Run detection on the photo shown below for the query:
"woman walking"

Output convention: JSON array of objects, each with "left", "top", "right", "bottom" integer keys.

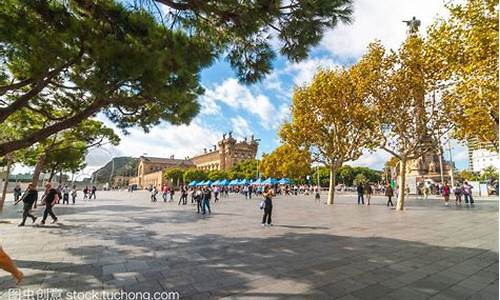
[
  {"left": 442, "top": 182, "right": 451, "bottom": 207},
  {"left": 385, "top": 184, "right": 394, "bottom": 207},
  {"left": 260, "top": 186, "right": 274, "bottom": 226}
]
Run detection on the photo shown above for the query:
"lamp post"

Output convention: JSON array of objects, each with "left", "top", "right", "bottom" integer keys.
[{"left": 447, "top": 140, "right": 455, "bottom": 188}]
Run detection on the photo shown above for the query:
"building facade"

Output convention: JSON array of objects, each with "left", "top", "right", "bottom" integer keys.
[
  {"left": 131, "top": 132, "right": 259, "bottom": 188},
  {"left": 467, "top": 138, "right": 499, "bottom": 173}
]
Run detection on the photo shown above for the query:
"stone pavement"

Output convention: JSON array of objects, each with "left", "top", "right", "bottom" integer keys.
[{"left": 0, "top": 191, "right": 498, "bottom": 299}]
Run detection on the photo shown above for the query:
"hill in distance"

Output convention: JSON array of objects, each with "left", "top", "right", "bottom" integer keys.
[{"left": 92, "top": 157, "right": 138, "bottom": 183}]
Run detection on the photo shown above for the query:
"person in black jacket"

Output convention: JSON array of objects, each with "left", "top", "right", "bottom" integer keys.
[
  {"left": 261, "top": 186, "right": 274, "bottom": 226},
  {"left": 356, "top": 184, "right": 364, "bottom": 205},
  {"left": 41, "top": 183, "right": 59, "bottom": 225},
  {"left": 15, "top": 183, "right": 38, "bottom": 226}
]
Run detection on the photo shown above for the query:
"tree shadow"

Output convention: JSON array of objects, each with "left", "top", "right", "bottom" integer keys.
[{"left": 2, "top": 225, "right": 498, "bottom": 299}]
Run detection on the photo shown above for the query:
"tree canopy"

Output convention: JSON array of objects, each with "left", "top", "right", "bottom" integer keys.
[
  {"left": 260, "top": 144, "right": 311, "bottom": 180},
  {"left": 281, "top": 45, "right": 382, "bottom": 204},
  {"left": 426, "top": 0, "right": 498, "bottom": 150},
  {"left": 0, "top": 0, "right": 354, "bottom": 156}
]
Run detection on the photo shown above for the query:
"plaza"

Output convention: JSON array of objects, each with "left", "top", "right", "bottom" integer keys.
[{"left": 0, "top": 191, "right": 498, "bottom": 299}]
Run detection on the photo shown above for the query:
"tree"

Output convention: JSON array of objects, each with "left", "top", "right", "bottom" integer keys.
[
  {"left": 353, "top": 174, "right": 368, "bottom": 186},
  {"left": 260, "top": 144, "right": 311, "bottom": 180},
  {"left": 19, "top": 119, "right": 119, "bottom": 187},
  {"left": 374, "top": 35, "right": 451, "bottom": 211},
  {"left": 280, "top": 45, "right": 383, "bottom": 205},
  {"left": 164, "top": 168, "right": 185, "bottom": 186},
  {"left": 183, "top": 169, "right": 207, "bottom": 183},
  {"left": 207, "top": 170, "right": 228, "bottom": 181},
  {"left": 480, "top": 166, "right": 499, "bottom": 182},
  {"left": 426, "top": 0, "right": 498, "bottom": 150},
  {"left": 457, "top": 170, "right": 479, "bottom": 182},
  {"left": 0, "top": 0, "right": 354, "bottom": 156},
  {"left": 228, "top": 159, "right": 259, "bottom": 179}
]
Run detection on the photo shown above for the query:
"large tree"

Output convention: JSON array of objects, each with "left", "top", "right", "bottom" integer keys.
[
  {"left": 426, "top": 0, "right": 498, "bottom": 150},
  {"left": 21, "top": 119, "right": 120, "bottom": 187},
  {"left": 0, "top": 0, "right": 353, "bottom": 156},
  {"left": 281, "top": 45, "right": 383, "bottom": 204},
  {"left": 260, "top": 144, "right": 311, "bottom": 180},
  {"left": 375, "top": 35, "right": 450, "bottom": 211}
]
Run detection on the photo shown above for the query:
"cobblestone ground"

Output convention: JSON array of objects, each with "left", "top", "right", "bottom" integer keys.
[{"left": 0, "top": 191, "right": 498, "bottom": 300}]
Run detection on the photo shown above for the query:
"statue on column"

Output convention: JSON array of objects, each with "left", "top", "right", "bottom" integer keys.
[{"left": 403, "top": 16, "right": 421, "bottom": 35}]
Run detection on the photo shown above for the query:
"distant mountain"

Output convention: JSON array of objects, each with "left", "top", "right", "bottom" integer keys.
[{"left": 92, "top": 157, "right": 138, "bottom": 183}]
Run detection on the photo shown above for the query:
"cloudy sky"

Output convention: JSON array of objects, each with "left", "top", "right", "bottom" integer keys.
[{"left": 15, "top": 0, "right": 470, "bottom": 176}]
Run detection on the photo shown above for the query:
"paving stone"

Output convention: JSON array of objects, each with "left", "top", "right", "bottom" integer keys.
[{"left": 0, "top": 191, "right": 496, "bottom": 299}]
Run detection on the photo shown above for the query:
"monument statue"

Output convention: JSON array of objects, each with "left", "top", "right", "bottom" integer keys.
[
  {"left": 403, "top": 16, "right": 421, "bottom": 35},
  {"left": 228, "top": 131, "right": 233, "bottom": 138}
]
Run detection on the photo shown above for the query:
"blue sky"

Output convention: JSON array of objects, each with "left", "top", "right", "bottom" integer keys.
[{"left": 17, "top": 0, "right": 471, "bottom": 176}]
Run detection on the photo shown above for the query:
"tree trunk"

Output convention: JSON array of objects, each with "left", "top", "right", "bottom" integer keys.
[
  {"left": 59, "top": 170, "right": 63, "bottom": 185},
  {"left": 48, "top": 166, "right": 56, "bottom": 182},
  {"left": 327, "top": 164, "right": 337, "bottom": 205},
  {"left": 396, "top": 159, "right": 407, "bottom": 211},
  {"left": 32, "top": 153, "right": 47, "bottom": 189},
  {"left": 0, "top": 158, "right": 12, "bottom": 211}
]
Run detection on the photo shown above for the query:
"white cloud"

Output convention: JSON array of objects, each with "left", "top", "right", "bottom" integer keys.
[
  {"left": 230, "top": 116, "right": 252, "bottom": 137},
  {"left": 349, "top": 149, "right": 392, "bottom": 170},
  {"left": 321, "top": 0, "right": 448, "bottom": 59},
  {"left": 201, "top": 78, "right": 285, "bottom": 129},
  {"left": 285, "top": 58, "right": 339, "bottom": 86}
]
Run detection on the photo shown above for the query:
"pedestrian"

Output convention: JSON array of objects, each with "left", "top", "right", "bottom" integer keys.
[
  {"left": 195, "top": 189, "right": 203, "bottom": 213},
  {"left": 365, "top": 183, "right": 373, "bottom": 206},
  {"left": 14, "top": 183, "right": 37, "bottom": 226},
  {"left": 90, "top": 185, "right": 97, "bottom": 200},
  {"left": 213, "top": 186, "right": 220, "bottom": 203},
  {"left": 201, "top": 187, "right": 211, "bottom": 215},
  {"left": 385, "top": 184, "right": 394, "bottom": 207},
  {"left": 162, "top": 185, "right": 168, "bottom": 202},
  {"left": 181, "top": 186, "right": 188, "bottom": 205},
  {"left": 62, "top": 186, "right": 69, "bottom": 204},
  {"left": 260, "top": 186, "right": 273, "bottom": 226},
  {"left": 454, "top": 184, "right": 463, "bottom": 206},
  {"left": 462, "top": 181, "right": 474, "bottom": 207},
  {"left": 71, "top": 186, "right": 77, "bottom": 204},
  {"left": 442, "top": 181, "right": 451, "bottom": 207},
  {"left": 40, "top": 183, "right": 59, "bottom": 225},
  {"left": 0, "top": 247, "right": 23, "bottom": 285},
  {"left": 314, "top": 186, "right": 321, "bottom": 202},
  {"left": 169, "top": 188, "right": 174, "bottom": 202},
  {"left": 13, "top": 184, "right": 22, "bottom": 202},
  {"left": 356, "top": 183, "right": 364, "bottom": 205},
  {"left": 83, "top": 186, "right": 89, "bottom": 200},
  {"left": 151, "top": 186, "right": 158, "bottom": 202}
]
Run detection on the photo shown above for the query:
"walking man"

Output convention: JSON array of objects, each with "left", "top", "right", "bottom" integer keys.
[
  {"left": 90, "top": 185, "right": 97, "bottom": 200},
  {"left": 357, "top": 183, "right": 364, "bottom": 205},
  {"left": 201, "top": 187, "right": 211, "bottom": 215},
  {"left": 41, "top": 183, "right": 59, "bottom": 225},
  {"left": 15, "top": 183, "right": 37, "bottom": 226}
]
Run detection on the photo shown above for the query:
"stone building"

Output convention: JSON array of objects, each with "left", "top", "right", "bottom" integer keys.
[
  {"left": 136, "top": 156, "right": 194, "bottom": 189},
  {"left": 191, "top": 132, "right": 259, "bottom": 171},
  {"left": 131, "top": 132, "right": 259, "bottom": 189}
]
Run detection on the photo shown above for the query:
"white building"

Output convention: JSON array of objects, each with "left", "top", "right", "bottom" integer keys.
[{"left": 470, "top": 148, "right": 499, "bottom": 173}]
